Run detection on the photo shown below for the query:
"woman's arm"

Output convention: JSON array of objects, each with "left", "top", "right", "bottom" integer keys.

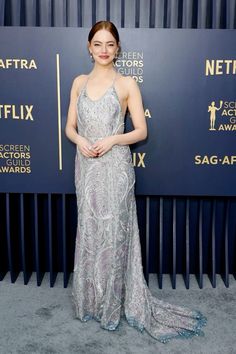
[
  {"left": 65, "top": 77, "right": 81, "bottom": 145},
  {"left": 113, "top": 76, "right": 147, "bottom": 145},
  {"left": 65, "top": 76, "right": 98, "bottom": 157}
]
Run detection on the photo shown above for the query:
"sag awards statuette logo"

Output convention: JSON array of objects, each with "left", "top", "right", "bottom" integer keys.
[
  {"left": 0, "top": 144, "right": 31, "bottom": 173},
  {"left": 195, "top": 60, "right": 236, "bottom": 165},
  {"left": 208, "top": 100, "right": 236, "bottom": 131},
  {"left": 194, "top": 100, "right": 236, "bottom": 166}
]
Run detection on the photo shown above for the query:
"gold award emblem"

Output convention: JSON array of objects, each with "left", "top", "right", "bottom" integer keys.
[
  {"left": 208, "top": 101, "right": 223, "bottom": 130},
  {"left": 208, "top": 100, "right": 236, "bottom": 131}
]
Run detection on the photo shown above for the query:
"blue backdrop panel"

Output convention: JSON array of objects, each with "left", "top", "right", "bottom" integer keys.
[{"left": 0, "top": 27, "right": 235, "bottom": 195}]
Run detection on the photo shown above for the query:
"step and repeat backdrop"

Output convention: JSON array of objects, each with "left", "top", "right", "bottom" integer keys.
[{"left": 0, "top": 28, "right": 235, "bottom": 195}]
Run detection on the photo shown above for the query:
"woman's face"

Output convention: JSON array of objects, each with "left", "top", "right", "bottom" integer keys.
[{"left": 88, "top": 29, "right": 119, "bottom": 65}]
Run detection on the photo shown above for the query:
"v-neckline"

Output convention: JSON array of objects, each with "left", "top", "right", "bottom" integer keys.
[
  {"left": 84, "top": 71, "right": 117, "bottom": 102},
  {"left": 85, "top": 85, "right": 114, "bottom": 102}
]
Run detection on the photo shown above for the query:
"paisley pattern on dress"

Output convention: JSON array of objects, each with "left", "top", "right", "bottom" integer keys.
[{"left": 71, "top": 71, "right": 207, "bottom": 343}]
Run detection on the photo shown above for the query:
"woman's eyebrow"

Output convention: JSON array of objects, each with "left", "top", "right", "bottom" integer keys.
[{"left": 93, "top": 40, "right": 115, "bottom": 43}]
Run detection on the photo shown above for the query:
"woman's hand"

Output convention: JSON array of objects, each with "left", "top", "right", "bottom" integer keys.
[
  {"left": 77, "top": 136, "right": 98, "bottom": 158},
  {"left": 92, "top": 136, "right": 116, "bottom": 157}
]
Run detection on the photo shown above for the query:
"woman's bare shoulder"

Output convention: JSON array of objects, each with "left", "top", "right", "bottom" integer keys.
[
  {"left": 116, "top": 73, "right": 134, "bottom": 87},
  {"left": 117, "top": 74, "right": 137, "bottom": 86},
  {"left": 73, "top": 74, "right": 88, "bottom": 85},
  {"left": 117, "top": 74, "right": 138, "bottom": 96},
  {"left": 72, "top": 74, "right": 88, "bottom": 95},
  {"left": 116, "top": 74, "right": 138, "bottom": 101}
]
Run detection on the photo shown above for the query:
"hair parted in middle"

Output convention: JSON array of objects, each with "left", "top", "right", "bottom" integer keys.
[{"left": 88, "top": 20, "right": 121, "bottom": 63}]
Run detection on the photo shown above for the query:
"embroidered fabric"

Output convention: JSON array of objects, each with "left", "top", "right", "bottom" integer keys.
[{"left": 71, "top": 70, "right": 207, "bottom": 343}]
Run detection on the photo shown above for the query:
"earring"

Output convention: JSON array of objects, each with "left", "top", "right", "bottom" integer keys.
[{"left": 89, "top": 52, "right": 94, "bottom": 62}]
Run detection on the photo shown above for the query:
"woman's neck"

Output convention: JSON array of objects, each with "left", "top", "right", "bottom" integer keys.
[{"left": 90, "top": 63, "right": 116, "bottom": 77}]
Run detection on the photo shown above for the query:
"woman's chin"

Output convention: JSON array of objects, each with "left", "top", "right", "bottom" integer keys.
[{"left": 95, "top": 58, "right": 114, "bottom": 66}]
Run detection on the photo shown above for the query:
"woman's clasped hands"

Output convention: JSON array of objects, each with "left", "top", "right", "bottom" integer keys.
[{"left": 77, "top": 136, "right": 115, "bottom": 158}]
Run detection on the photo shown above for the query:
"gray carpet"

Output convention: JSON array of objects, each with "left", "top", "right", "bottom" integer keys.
[{"left": 0, "top": 273, "right": 236, "bottom": 354}]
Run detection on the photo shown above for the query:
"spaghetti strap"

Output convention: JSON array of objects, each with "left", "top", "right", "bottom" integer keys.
[
  {"left": 112, "top": 70, "right": 118, "bottom": 86},
  {"left": 83, "top": 75, "right": 90, "bottom": 90}
]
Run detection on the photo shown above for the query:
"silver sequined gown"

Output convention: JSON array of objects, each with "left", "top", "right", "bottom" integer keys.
[{"left": 71, "top": 71, "right": 207, "bottom": 343}]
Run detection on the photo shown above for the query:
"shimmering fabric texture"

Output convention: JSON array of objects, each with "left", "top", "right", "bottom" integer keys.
[{"left": 72, "top": 71, "right": 207, "bottom": 343}]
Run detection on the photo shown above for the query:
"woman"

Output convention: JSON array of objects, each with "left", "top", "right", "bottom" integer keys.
[{"left": 65, "top": 20, "right": 207, "bottom": 343}]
